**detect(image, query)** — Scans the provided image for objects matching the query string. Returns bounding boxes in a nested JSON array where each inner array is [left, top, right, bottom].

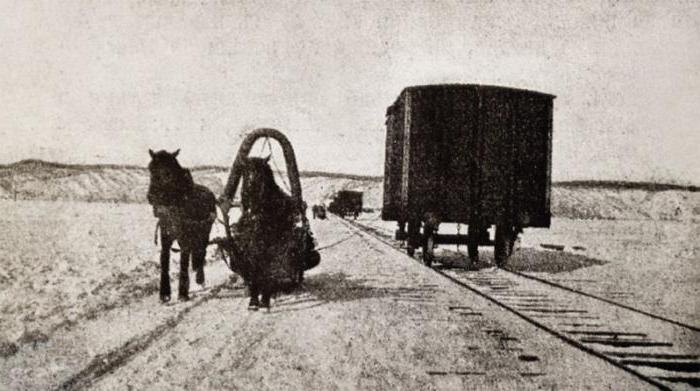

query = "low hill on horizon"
[[0, 159, 697, 221]]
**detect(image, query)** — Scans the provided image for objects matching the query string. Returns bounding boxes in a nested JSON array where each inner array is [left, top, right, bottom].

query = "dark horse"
[[237, 156, 298, 310], [147, 149, 216, 302]]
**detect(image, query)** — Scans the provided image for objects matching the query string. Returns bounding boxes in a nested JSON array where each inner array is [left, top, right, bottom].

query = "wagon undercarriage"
[[395, 219, 520, 267]]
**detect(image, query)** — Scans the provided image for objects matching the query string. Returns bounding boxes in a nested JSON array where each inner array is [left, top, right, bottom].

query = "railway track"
[[336, 216, 700, 391]]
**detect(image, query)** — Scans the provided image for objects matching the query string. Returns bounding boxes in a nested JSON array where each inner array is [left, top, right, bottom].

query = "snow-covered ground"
[[0, 200, 160, 346], [0, 199, 694, 389], [358, 213, 700, 328]]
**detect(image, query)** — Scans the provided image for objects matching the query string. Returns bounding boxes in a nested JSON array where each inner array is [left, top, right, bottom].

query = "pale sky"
[[1, 0, 698, 184]]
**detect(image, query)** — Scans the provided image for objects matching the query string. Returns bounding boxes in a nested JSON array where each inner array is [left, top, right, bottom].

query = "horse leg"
[[248, 281, 260, 311], [159, 229, 173, 303], [193, 247, 206, 286], [260, 286, 271, 310], [178, 249, 191, 301]]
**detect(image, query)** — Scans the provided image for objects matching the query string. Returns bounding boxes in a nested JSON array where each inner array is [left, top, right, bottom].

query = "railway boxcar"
[[382, 84, 554, 266], [328, 190, 363, 219]]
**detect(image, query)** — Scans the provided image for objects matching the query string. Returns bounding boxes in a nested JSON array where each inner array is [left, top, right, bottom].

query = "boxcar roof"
[[387, 83, 555, 114]]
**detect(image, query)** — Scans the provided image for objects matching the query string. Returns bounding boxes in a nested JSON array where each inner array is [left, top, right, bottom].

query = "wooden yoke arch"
[[218, 128, 307, 236]]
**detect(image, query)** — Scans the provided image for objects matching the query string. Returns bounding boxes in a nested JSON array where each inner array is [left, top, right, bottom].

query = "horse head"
[[147, 149, 194, 206], [240, 155, 275, 215]]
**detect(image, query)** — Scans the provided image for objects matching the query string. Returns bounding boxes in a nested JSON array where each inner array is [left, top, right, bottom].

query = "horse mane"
[[181, 169, 195, 192], [256, 159, 284, 197], [241, 157, 296, 226]]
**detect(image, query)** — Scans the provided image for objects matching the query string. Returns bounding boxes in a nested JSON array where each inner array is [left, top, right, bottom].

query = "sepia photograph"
[[0, 1, 698, 389]]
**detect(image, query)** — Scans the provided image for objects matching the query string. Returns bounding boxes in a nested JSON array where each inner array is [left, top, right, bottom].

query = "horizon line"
[[1, 158, 698, 191]]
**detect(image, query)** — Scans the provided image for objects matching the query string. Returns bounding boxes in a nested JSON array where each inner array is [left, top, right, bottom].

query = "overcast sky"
[[1, 0, 698, 183]]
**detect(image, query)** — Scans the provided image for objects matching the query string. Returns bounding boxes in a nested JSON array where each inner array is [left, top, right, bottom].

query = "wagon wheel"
[[495, 224, 516, 267]]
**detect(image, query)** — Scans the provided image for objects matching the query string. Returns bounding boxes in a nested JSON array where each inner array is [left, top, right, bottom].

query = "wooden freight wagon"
[[382, 84, 554, 266]]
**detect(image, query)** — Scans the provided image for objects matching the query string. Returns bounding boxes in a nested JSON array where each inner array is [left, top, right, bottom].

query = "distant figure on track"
[[147, 149, 216, 302]]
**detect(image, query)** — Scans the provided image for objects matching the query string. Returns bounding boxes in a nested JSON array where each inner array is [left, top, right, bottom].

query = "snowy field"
[[0, 200, 235, 349], [0, 200, 158, 347], [1, 199, 697, 352], [0, 199, 697, 389]]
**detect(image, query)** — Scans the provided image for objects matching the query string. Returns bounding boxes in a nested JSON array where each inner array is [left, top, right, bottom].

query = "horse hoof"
[[195, 272, 205, 285], [247, 304, 259, 311], [160, 295, 171, 303], [178, 294, 190, 301]]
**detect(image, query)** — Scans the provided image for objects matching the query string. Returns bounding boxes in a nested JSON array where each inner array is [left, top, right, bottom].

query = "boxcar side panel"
[[520, 96, 552, 227], [382, 84, 553, 228], [476, 88, 516, 224], [442, 87, 477, 223], [536, 98, 553, 226], [405, 88, 440, 222], [512, 94, 532, 226], [545, 101, 552, 225], [512, 95, 553, 227], [399, 92, 412, 222], [402, 87, 478, 224], [381, 99, 405, 221]]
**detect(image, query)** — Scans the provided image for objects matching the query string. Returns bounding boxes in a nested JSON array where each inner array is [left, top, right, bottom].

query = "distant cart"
[[382, 84, 554, 266], [328, 190, 363, 219], [312, 204, 327, 219]]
